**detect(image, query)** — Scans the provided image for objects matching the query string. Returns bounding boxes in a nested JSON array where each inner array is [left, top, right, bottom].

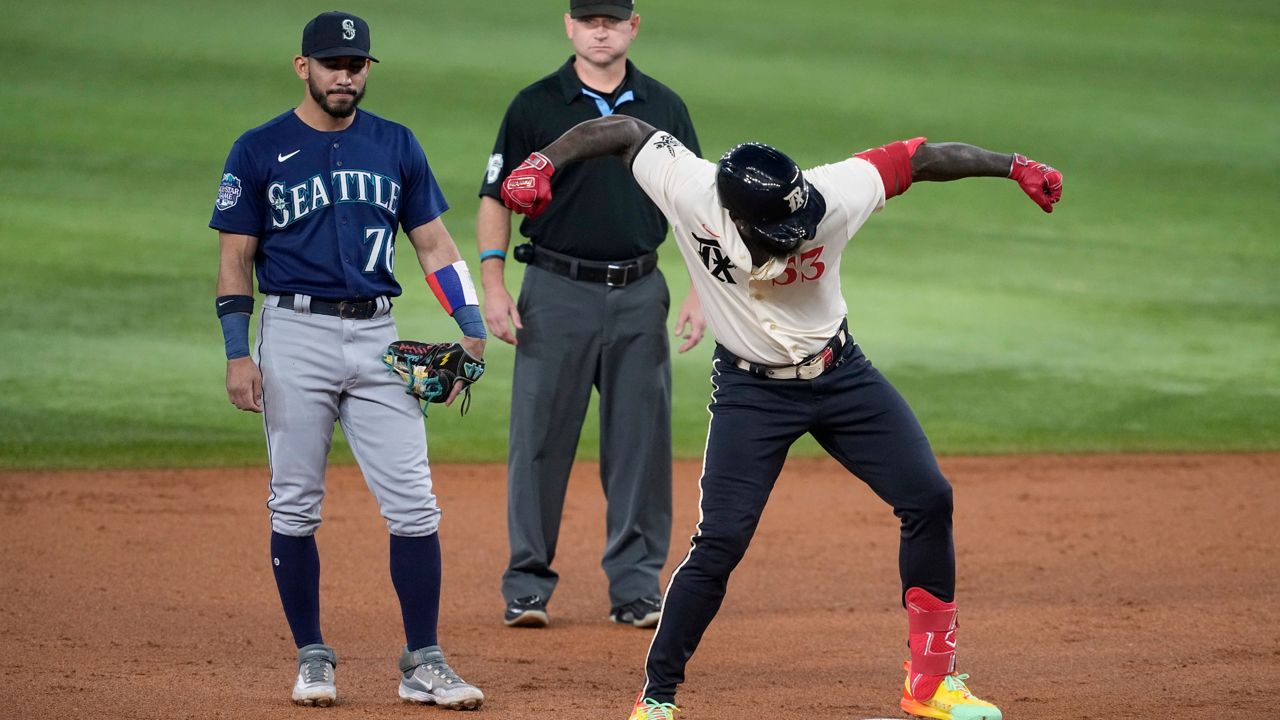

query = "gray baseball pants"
[[256, 294, 441, 538], [503, 265, 673, 608]]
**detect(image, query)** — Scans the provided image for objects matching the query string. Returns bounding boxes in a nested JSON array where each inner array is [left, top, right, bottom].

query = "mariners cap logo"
[[301, 11, 378, 62]]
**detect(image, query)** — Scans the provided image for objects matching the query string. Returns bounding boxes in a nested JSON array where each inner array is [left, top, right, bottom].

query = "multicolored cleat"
[[900, 661, 1002, 720], [628, 694, 679, 720]]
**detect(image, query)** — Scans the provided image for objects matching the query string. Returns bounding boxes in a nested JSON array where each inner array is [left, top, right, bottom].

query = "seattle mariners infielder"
[[501, 115, 1062, 720], [211, 11, 485, 709]]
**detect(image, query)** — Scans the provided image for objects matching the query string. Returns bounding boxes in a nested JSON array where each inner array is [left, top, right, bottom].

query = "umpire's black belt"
[[728, 320, 851, 380], [519, 244, 658, 287], [277, 294, 381, 319]]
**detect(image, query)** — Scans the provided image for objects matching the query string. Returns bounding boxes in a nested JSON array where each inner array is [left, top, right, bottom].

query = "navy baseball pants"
[[642, 341, 955, 703]]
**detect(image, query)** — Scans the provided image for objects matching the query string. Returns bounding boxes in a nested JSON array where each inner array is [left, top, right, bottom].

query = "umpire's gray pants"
[[503, 264, 673, 608]]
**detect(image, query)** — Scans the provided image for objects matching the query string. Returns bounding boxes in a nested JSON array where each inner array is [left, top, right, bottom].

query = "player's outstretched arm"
[[542, 115, 656, 168], [912, 142, 1063, 213], [911, 142, 1012, 181], [500, 116, 657, 218]]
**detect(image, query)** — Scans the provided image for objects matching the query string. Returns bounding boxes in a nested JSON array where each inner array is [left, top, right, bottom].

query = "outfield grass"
[[2, 0, 1277, 468]]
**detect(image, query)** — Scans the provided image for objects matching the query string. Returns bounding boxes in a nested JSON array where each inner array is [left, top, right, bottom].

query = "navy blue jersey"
[[210, 109, 448, 299]]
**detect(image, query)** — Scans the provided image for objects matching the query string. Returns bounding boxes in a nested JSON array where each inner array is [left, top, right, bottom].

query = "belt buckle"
[[337, 301, 360, 319], [605, 263, 632, 287], [795, 355, 823, 380]]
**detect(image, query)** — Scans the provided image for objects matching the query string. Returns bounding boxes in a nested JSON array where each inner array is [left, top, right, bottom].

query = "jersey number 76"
[[363, 226, 394, 274]]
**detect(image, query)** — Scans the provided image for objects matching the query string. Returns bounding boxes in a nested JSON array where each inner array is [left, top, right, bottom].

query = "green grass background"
[[2, 0, 1277, 469]]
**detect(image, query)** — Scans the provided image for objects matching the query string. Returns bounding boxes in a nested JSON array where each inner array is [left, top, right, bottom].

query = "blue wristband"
[[452, 304, 486, 339], [480, 249, 507, 262], [219, 312, 251, 360]]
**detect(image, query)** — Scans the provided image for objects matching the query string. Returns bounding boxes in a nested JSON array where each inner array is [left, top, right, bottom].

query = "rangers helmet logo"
[[216, 173, 242, 211], [342, 19, 356, 40], [784, 185, 806, 212]]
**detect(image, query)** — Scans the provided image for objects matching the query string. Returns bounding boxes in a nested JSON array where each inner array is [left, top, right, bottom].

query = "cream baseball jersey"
[[631, 131, 887, 366]]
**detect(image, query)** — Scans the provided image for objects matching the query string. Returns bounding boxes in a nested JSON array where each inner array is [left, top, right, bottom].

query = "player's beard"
[[309, 78, 365, 119]]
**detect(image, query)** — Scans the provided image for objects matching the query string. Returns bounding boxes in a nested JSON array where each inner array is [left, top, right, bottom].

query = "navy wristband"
[[219, 312, 251, 360], [452, 304, 486, 339], [215, 294, 254, 317]]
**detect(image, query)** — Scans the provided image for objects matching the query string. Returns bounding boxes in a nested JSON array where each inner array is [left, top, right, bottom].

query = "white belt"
[[733, 329, 849, 380]]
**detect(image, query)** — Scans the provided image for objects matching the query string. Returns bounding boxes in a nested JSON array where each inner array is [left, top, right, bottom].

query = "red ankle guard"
[[905, 587, 957, 700]]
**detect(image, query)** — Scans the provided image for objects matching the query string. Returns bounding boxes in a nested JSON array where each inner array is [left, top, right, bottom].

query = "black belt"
[[278, 294, 381, 319], [518, 244, 658, 287], [729, 320, 851, 380]]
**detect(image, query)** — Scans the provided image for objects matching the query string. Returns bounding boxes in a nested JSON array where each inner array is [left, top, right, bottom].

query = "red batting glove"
[[1009, 154, 1063, 213], [500, 152, 555, 219]]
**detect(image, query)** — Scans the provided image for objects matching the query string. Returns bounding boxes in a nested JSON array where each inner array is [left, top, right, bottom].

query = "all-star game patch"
[[216, 173, 242, 211]]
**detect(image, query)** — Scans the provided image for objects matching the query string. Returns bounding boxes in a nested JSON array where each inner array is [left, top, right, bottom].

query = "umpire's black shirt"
[[479, 56, 701, 262]]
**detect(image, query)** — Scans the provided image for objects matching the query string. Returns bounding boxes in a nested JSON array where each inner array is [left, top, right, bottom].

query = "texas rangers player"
[[211, 11, 484, 709], [501, 115, 1062, 720]]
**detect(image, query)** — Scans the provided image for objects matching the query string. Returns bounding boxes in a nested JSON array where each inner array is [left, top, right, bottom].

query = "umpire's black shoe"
[[609, 597, 662, 628], [503, 595, 549, 628]]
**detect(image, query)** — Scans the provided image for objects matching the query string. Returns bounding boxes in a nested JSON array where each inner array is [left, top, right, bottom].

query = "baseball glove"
[[382, 340, 485, 415]]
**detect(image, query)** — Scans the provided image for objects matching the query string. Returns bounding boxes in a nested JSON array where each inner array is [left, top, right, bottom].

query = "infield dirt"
[[3, 453, 1277, 719]]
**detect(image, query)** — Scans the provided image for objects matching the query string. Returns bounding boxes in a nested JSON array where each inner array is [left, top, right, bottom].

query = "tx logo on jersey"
[[268, 170, 402, 229], [694, 234, 737, 284]]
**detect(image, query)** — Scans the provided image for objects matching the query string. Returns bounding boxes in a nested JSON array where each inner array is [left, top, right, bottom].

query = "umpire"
[[476, 0, 703, 629]]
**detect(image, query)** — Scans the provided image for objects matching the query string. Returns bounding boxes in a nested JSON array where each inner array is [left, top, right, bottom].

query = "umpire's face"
[[295, 55, 369, 119], [565, 13, 640, 69]]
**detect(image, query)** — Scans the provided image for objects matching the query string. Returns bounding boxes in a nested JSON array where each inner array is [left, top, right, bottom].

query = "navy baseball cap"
[[301, 11, 378, 63], [570, 0, 634, 20]]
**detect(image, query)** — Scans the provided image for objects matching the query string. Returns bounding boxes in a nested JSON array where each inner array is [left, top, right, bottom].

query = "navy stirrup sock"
[[270, 531, 323, 648], [389, 532, 442, 651]]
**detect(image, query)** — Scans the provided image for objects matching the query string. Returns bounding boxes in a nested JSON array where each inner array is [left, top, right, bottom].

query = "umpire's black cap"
[[570, 0, 634, 20], [716, 143, 827, 259], [302, 11, 379, 63]]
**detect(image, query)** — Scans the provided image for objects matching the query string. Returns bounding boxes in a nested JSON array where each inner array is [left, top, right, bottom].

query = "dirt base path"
[[3, 453, 1278, 719]]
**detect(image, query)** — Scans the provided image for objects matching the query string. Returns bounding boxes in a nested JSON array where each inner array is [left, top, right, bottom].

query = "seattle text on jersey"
[[269, 170, 402, 229]]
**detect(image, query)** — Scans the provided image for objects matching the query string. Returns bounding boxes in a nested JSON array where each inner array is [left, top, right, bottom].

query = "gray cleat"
[[292, 643, 338, 707], [398, 645, 484, 710]]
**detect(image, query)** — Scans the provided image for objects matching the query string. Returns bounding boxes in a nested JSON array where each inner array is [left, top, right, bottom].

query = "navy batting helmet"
[[715, 143, 826, 259]]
